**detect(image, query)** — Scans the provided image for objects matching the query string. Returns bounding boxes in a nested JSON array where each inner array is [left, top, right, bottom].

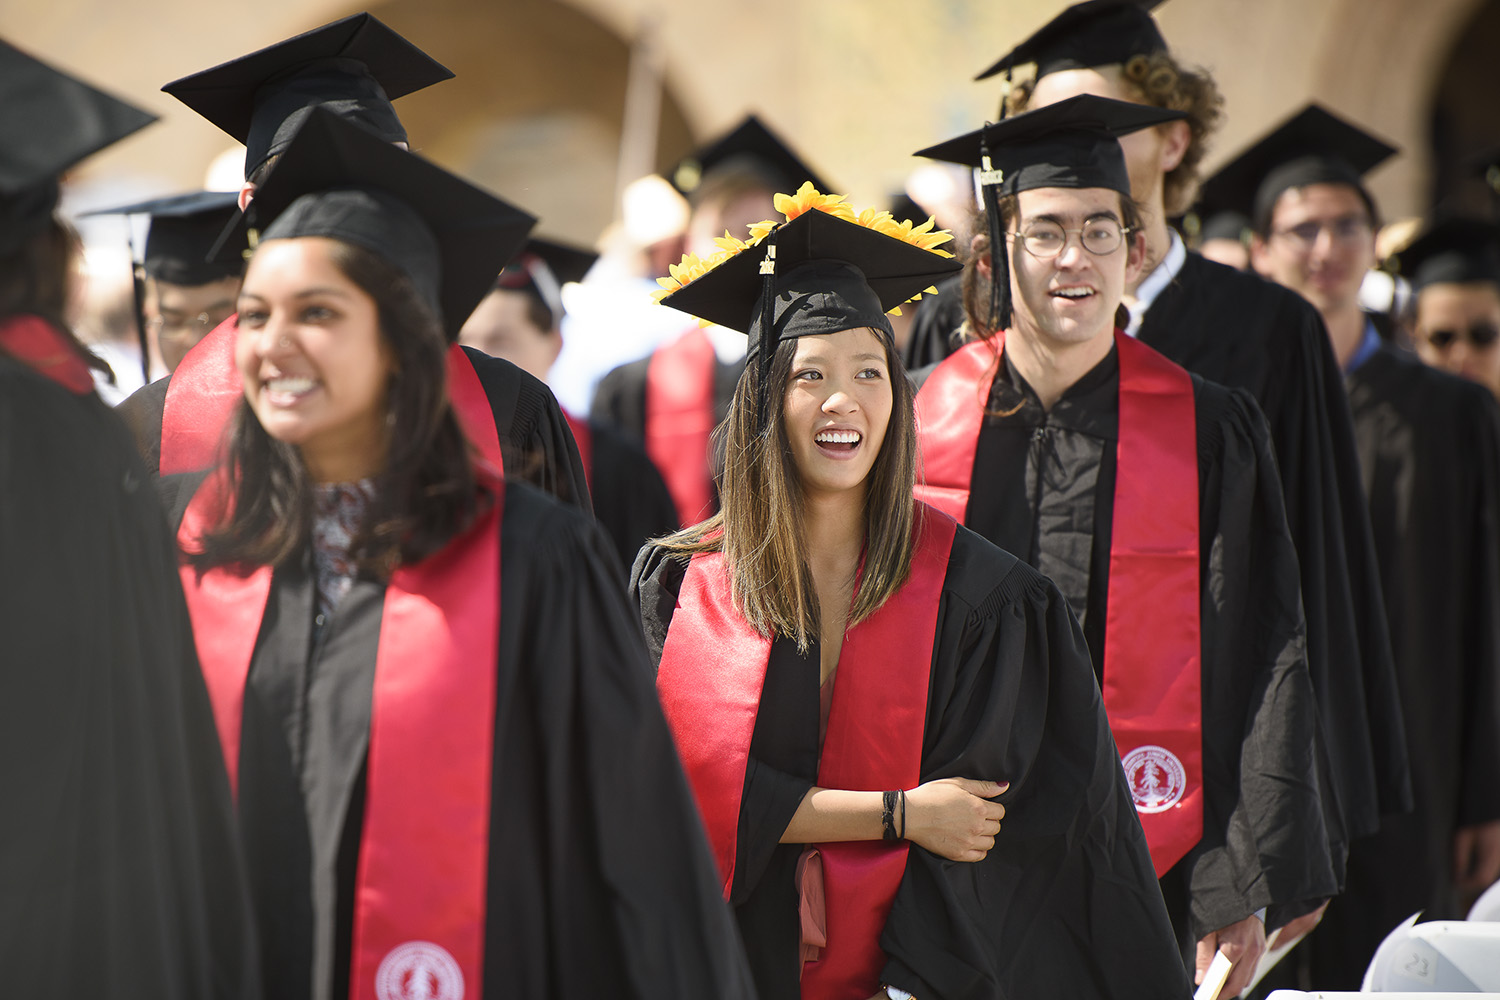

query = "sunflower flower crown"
[[652, 182, 956, 317]]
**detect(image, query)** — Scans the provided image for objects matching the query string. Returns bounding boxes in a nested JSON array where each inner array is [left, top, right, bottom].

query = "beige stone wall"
[[7, 0, 1495, 239]]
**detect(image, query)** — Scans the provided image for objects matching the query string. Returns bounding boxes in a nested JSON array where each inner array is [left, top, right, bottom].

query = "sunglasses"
[[1426, 324, 1500, 350]]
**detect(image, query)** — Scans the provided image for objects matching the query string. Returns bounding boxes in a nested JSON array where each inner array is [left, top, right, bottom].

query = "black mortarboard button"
[[1201, 104, 1397, 233], [84, 191, 245, 285], [976, 1, 1168, 82], [915, 94, 1185, 197], [669, 115, 834, 198], [0, 38, 156, 253], [222, 107, 535, 341], [162, 12, 452, 180], [1390, 217, 1500, 291]]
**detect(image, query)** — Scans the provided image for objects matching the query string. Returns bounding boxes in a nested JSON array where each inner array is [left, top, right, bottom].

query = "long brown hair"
[[660, 329, 918, 651], [0, 215, 113, 380], [191, 239, 479, 575]]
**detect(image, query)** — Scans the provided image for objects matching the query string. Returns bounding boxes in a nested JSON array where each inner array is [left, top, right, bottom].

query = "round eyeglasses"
[[1008, 218, 1132, 259]]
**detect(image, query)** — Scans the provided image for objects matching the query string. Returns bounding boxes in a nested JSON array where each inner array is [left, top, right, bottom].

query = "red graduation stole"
[[645, 326, 717, 526], [163, 321, 505, 476], [562, 409, 594, 492], [914, 332, 1203, 877], [0, 314, 97, 395], [176, 400, 508, 1000], [657, 505, 958, 1000]]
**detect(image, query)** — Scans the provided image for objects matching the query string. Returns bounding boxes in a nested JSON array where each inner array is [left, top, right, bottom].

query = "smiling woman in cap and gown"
[[0, 37, 261, 998], [162, 108, 755, 1000], [116, 12, 590, 511], [636, 183, 1189, 1000]]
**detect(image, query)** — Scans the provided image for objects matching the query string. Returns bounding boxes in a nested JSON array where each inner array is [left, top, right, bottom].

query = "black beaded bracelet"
[[881, 790, 899, 841]]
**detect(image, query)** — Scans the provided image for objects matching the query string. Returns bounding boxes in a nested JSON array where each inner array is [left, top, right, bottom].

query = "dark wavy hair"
[[191, 239, 480, 576], [0, 214, 113, 380], [1011, 50, 1225, 217], [660, 329, 918, 652]]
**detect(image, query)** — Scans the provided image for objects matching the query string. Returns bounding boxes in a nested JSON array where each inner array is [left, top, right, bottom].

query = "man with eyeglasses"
[[914, 95, 1335, 1000], [1393, 217, 1500, 400], [1232, 105, 1500, 990]]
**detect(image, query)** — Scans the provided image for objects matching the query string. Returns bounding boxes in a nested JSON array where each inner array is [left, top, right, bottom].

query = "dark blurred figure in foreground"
[[0, 37, 261, 998]]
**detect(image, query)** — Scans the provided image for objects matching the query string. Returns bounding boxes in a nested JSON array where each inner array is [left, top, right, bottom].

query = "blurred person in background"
[[1391, 217, 1500, 399], [0, 37, 261, 998]]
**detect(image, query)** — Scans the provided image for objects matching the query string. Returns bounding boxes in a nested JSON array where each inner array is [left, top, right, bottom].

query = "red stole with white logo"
[[162, 325, 505, 476], [656, 506, 958, 999], [914, 332, 1203, 876], [176, 402, 507, 1000], [645, 327, 717, 526]]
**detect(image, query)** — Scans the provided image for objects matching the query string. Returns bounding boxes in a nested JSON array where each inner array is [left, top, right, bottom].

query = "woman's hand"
[[904, 777, 1007, 862]]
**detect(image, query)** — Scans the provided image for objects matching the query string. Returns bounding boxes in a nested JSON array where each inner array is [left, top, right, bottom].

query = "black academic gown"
[[0, 357, 260, 998], [120, 344, 592, 510], [1306, 345, 1500, 989], [161, 475, 754, 1000], [633, 528, 1192, 1000], [589, 345, 745, 512], [902, 273, 968, 370], [905, 253, 1411, 852], [918, 347, 1337, 952], [581, 418, 679, 572]]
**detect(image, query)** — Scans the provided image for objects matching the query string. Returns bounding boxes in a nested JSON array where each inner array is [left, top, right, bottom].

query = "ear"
[[1248, 234, 1274, 278], [1124, 228, 1148, 286], [237, 182, 256, 214], [1159, 119, 1191, 173], [971, 233, 991, 276]]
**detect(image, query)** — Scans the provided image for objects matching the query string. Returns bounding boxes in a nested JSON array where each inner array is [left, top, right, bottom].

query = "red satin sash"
[[562, 410, 594, 492], [178, 465, 503, 1000], [163, 323, 505, 477], [914, 331, 1203, 876], [0, 315, 96, 395], [657, 505, 958, 999], [645, 327, 718, 526], [161, 318, 242, 474]]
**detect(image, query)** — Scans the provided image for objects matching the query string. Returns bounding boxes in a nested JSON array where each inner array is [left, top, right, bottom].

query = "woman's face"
[[782, 326, 894, 502], [235, 236, 396, 482]]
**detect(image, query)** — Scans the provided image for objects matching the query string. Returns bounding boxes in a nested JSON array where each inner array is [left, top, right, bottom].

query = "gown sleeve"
[[492, 495, 755, 998], [0, 361, 261, 999], [1187, 384, 1337, 938], [115, 372, 170, 473], [878, 529, 1192, 1000]]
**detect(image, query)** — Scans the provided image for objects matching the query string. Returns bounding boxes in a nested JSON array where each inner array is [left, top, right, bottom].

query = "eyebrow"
[[238, 287, 354, 302], [795, 351, 889, 365], [1024, 210, 1123, 226]]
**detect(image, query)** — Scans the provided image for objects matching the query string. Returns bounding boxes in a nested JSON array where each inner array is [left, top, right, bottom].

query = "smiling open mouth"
[[815, 428, 862, 453], [1050, 287, 1095, 300]]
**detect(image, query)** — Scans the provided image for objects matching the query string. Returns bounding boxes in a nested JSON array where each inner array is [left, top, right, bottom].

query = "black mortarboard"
[[659, 206, 959, 428], [1390, 217, 1500, 291], [917, 95, 1183, 331], [494, 237, 599, 325], [85, 191, 245, 285], [915, 94, 1184, 197], [0, 38, 156, 254], [888, 193, 929, 227], [1202, 104, 1397, 234], [225, 107, 535, 340], [162, 12, 452, 180], [1196, 211, 1250, 246], [976, 1, 1168, 82], [669, 115, 833, 199]]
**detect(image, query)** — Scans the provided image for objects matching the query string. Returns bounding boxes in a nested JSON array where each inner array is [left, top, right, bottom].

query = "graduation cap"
[[658, 202, 960, 429], [915, 94, 1184, 331], [0, 38, 156, 254], [226, 107, 536, 340], [1389, 217, 1500, 292], [85, 190, 245, 285], [1202, 104, 1397, 234], [494, 237, 599, 326], [162, 12, 453, 180], [669, 115, 833, 200], [976, 1, 1169, 83], [888, 193, 929, 228]]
